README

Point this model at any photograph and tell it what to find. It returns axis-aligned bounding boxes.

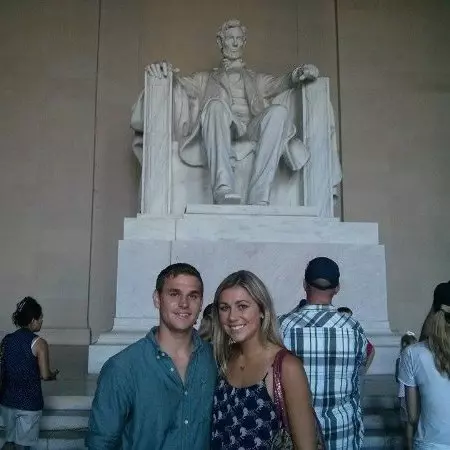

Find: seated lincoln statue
[131,19,341,211]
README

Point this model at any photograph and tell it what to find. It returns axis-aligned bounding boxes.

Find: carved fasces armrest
[140,70,173,215]
[302,77,340,218]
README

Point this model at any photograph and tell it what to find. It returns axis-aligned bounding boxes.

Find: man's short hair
[155,263,204,295]
[305,257,340,290]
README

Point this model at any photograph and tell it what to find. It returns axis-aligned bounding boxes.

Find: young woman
[0,297,59,450]
[398,282,450,450]
[211,270,317,450]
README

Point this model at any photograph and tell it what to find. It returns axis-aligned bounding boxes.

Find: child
[396,331,417,450]
[0,297,59,450]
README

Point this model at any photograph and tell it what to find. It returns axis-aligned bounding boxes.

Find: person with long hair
[211,270,317,449]
[0,297,58,450]
[398,281,450,450]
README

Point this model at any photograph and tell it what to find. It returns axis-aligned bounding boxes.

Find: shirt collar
[146,326,204,357]
[299,302,336,311]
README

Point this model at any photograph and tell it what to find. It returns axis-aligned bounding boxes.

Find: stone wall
[0,0,449,342]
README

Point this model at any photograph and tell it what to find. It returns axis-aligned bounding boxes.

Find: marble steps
[0,398,91,449]
[363,430,403,450]
[0,372,402,450]
[0,399,401,450]
[0,429,87,450]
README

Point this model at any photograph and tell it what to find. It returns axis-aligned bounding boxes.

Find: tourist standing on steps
[211,270,318,450]
[0,297,59,450]
[198,303,214,342]
[280,257,369,450]
[398,282,450,450]
[86,263,217,450]
[395,331,417,450]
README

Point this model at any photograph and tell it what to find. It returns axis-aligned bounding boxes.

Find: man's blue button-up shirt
[86,327,217,450]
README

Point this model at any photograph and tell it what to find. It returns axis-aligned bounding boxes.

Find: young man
[86,263,217,450]
[279,257,369,450]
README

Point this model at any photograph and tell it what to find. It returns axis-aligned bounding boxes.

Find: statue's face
[220,26,246,60]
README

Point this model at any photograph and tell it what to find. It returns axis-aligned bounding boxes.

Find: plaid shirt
[279,303,368,450]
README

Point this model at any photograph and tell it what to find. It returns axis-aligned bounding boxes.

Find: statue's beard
[222,47,243,60]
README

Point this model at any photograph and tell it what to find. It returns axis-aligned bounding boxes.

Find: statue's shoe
[214,191,241,205]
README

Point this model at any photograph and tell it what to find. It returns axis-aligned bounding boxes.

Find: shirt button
[170,367,174,372]
[184,390,188,396]
[161,352,166,356]
[156,355,160,360]
[184,419,189,425]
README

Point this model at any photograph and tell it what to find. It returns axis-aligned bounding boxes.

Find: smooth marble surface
[115,240,170,318]
[91,207,394,374]
[124,216,176,240]
[124,213,378,244]
[172,241,388,325]
[89,235,397,374]
[175,215,378,244]
[184,204,322,216]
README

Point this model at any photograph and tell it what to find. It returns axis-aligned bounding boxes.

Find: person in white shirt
[396,332,418,449]
[398,281,450,450]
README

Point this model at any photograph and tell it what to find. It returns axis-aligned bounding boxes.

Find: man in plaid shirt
[279,257,368,450]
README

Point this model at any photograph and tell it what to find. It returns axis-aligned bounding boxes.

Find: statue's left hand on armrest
[291,64,319,84]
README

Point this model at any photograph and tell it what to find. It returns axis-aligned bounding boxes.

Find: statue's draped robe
[131,68,342,206]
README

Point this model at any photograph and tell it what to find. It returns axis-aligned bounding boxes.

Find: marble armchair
[132,71,341,217]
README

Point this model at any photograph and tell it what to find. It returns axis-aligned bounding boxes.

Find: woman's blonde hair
[427,282,450,377]
[212,270,283,374]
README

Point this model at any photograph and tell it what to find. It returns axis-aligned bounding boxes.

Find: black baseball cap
[304,257,340,290]
[432,281,450,312]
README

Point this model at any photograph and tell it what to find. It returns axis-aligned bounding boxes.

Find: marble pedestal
[88,205,398,374]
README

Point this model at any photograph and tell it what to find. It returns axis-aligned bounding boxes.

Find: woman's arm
[405,386,420,427]
[405,386,420,450]
[398,346,419,450]
[34,338,59,380]
[281,353,317,450]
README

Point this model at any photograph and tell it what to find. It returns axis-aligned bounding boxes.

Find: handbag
[270,349,326,450]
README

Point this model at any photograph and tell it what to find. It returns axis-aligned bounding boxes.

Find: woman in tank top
[398,282,450,450]
[210,270,317,450]
[0,297,59,450]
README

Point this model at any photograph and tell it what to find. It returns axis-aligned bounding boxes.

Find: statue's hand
[146,61,179,79]
[292,64,319,83]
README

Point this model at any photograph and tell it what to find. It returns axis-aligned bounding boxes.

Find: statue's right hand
[146,61,177,78]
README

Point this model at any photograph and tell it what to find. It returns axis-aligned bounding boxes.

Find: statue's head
[216,19,247,60]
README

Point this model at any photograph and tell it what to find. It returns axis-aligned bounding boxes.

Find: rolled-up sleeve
[398,347,416,387]
[86,359,132,449]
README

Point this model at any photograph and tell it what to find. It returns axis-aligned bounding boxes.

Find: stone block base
[89,206,397,374]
